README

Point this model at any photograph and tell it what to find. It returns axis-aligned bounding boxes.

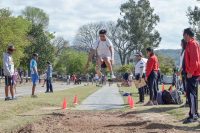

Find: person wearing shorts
[30,53,39,98]
[3,44,16,101]
[86,29,115,79]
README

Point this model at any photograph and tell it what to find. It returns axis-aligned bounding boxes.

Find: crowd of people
[3,46,53,100]
[132,28,200,124]
[1,27,200,124]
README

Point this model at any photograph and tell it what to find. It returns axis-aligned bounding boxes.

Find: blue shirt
[30,59,37,75]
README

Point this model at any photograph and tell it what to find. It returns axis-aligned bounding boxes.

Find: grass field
[119,84,200,128]
[0,85,99,132]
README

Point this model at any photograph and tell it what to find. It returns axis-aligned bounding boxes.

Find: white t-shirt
[92,38,114,59]
[135,58,147,75]
[3,53,14,76]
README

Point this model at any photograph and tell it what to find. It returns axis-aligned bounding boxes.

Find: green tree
[22,6,49,28]
[54,49,89,74]
[157,54,175,75]
[0,8,31,67]
[118,0,161,60]
[21,24,55,72]
[187,6,200,41]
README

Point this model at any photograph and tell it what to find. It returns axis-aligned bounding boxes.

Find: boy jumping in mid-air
[85,29,115,79]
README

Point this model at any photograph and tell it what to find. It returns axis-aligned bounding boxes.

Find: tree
[187,6,200,42]
[0,8,12,18]
[22,6,49,28]
[54,49,89,74]
[73,22,104,51]
[118,0,161,59]
[52,37,69,57]
[106,22,129,65]
[0,8,31,67]
[21,24,55,72]
[157,54,175,75]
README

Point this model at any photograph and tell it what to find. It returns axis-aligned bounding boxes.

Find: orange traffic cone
[73,95,78,105]
[162,84,165,92]
[129,97,134,109]
[62,98,67,109]
[128,95,131,105]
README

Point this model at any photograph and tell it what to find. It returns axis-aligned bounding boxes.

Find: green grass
[119,85,200,126]
[0,85,99,132]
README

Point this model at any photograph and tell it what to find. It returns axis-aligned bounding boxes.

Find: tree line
[0,0,199,75]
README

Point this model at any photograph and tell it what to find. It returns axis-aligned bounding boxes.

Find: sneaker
[183,117,197,124]
[5,97,11,101]
[144,101,154,106]
[111,74,116,79]
[31,95,38,98]
[11,97,17,100]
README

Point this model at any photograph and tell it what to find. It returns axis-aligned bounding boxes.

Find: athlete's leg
[95,57,103,77]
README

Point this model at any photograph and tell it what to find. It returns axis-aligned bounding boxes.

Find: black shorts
[5,76,14,86]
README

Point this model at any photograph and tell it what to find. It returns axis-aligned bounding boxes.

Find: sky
[0,0,200,49]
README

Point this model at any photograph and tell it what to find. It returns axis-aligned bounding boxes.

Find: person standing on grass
[182,28,200,124]
[45,61,53,93]
[30,53,39,98]
[145,47,159,106]
[3,44,16,101]
[177,39,188,105]
[134,52,147,104]
[13,68,21,94]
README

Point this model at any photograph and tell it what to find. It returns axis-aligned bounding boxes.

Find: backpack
[162,90,175,104]
[156,91,163,104]
[171,90,183,104]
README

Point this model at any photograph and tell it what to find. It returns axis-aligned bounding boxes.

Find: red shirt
[185,38,200,76]
[146,54,159,79]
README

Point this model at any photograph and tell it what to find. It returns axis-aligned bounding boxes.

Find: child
[13,68,20,94]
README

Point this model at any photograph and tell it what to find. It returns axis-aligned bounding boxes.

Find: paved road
[0,82,83,99]
[76,84,124,110]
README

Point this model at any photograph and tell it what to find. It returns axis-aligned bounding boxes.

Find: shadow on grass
[105,121,151,127]
[119,106,180,117]
[17,112,65,117]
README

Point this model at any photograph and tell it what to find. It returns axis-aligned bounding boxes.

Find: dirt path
[15,110,199,133]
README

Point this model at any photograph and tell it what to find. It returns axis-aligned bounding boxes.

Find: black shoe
[11,97,17,100]
[5,97,11,101]
[183,117,197,124]
[45,91,49,93]
[50,91,53,93]
[136,101,144,104]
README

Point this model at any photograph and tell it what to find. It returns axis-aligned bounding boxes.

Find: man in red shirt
[145,47,159,106]
[183,28,200,124]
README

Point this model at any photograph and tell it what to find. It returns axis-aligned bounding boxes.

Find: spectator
[182,28,200,124]
[45,61,53,93]
[177,39,187,101]
[134,52,148,104]
[3,44,16,101]
[145,47,159,106]
[13,68,21,94]
[30,53,39,98]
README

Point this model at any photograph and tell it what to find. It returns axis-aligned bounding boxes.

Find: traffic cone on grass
[73,95,78,105]
[62,98,67,109]
[129,97,134,109]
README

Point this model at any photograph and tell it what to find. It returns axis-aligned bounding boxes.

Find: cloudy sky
[0,0,200,49]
